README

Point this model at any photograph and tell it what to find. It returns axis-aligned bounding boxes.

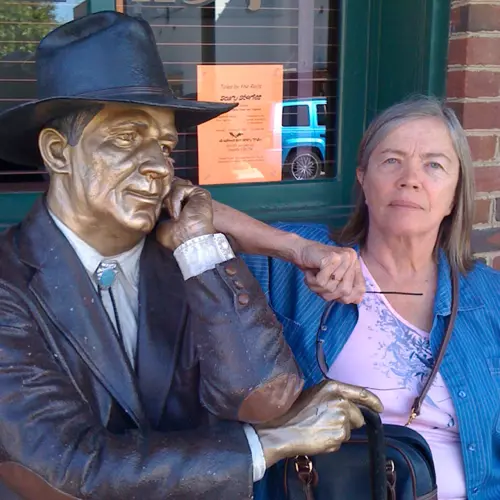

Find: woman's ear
[356,167,365,185]
[38,127,71,175]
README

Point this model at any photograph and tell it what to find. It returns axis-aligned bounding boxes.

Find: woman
[213,96,500,500]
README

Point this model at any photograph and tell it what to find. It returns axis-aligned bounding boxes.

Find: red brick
[449,101,500,129]
[474,198,491,224]
[450,4,500,34]
[474,166,500,193]
[472,228,500,253]
[493,255,500,270]
[496,198,500,221]
[448,70,500,98]
[448,38,467,65]
[450,6,466,34]
[467,135,497,162]
[446,71,465,98]
[465,4,500,32]
[448,37,500,66]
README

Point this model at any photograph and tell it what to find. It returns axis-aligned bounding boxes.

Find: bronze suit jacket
[0,199,303,500]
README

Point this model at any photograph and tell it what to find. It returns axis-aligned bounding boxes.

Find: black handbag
[283,269,459,500]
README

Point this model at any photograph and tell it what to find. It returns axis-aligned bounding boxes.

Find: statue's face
[63,103,177,235]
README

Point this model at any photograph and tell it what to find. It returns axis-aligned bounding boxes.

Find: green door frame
[0,0,451,229]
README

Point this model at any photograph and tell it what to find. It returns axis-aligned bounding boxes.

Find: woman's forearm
[212,200,307,263]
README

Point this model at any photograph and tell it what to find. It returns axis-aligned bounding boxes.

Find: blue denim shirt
[244,222,500,500]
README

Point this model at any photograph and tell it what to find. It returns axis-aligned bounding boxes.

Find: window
[0,0,456,226]
[121,0,340,184]
[316,103,326,126]
[0,0,339,188]
[282,105,311,128]
[0,0,87,189]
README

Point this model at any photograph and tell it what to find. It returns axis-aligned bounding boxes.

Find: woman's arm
[212,200,365,304]
[212,200,307,262]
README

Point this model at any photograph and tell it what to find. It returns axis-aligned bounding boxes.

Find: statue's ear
[38,127,71,175]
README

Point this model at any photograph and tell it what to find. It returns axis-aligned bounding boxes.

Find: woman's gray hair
[337,95,475,273]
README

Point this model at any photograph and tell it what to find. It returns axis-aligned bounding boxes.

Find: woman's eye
[428,161,443,170]
[384,157,399,165]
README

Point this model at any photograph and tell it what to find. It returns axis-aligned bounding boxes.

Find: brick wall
[447,0,500,269]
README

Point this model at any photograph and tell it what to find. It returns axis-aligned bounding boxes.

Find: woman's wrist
[269,231,310,266]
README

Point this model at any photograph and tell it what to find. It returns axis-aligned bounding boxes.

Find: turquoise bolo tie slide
[95,261,119,290]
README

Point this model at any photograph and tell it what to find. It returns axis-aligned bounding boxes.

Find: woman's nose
[398,161,422,190]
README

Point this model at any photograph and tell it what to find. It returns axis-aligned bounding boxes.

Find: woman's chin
[380,221,432,240]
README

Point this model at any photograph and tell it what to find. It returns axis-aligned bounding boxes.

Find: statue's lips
[126,190,161,204]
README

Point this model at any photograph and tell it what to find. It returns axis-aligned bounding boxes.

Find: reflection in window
[282,105,311,128]
[124,0,340,184]
[316,104,327,126]
[0,0,340,188]
[0,0,86,188]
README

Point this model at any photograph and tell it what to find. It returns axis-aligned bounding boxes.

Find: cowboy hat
[0,11,237,168]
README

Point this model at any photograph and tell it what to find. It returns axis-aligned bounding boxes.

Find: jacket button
[238,293,250,305]
[234,280,244,289]
[225,266,237,276]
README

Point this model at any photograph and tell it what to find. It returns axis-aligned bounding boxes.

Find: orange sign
[197,64,283,185]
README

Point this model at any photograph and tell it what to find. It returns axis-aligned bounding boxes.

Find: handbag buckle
[294,455,313,475]
[294,455,318,487]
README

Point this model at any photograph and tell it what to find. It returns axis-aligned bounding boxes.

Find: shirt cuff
[173,233,235,281]
[243,424,267,483]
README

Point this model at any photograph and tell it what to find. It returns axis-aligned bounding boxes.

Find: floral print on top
[327,259,466,500]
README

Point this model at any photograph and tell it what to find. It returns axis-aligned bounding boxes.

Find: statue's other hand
[156,177,215,250]
[254,380,383,468]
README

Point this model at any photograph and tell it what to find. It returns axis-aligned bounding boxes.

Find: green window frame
[0,0,450,229]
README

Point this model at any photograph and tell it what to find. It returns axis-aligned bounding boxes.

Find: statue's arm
[184,255,304,424]
[0,283,255,500]
[159,183,304,424]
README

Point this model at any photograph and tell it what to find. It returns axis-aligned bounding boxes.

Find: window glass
[0,0,86,188]
[123,0,340,184]
[0,0,340,187]
[316,103,327,126]
[282,105,311,128]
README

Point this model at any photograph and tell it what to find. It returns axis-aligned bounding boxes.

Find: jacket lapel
[18,199,148,429]
[136,237,188,428]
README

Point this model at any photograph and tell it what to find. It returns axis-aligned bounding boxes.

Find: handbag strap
[316,267,460,425]
[406,267,459,425]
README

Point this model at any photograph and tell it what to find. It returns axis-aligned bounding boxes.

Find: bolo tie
[94,260,123,343]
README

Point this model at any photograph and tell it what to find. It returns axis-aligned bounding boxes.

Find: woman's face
[358,117,460,240]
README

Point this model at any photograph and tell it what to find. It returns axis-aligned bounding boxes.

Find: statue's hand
[156,177,215,250]
[254,380,383,468]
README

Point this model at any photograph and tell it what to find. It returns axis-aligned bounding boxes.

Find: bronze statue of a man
[0,11,381,500]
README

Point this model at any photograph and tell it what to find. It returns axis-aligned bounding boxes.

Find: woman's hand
[294,241,365,304]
